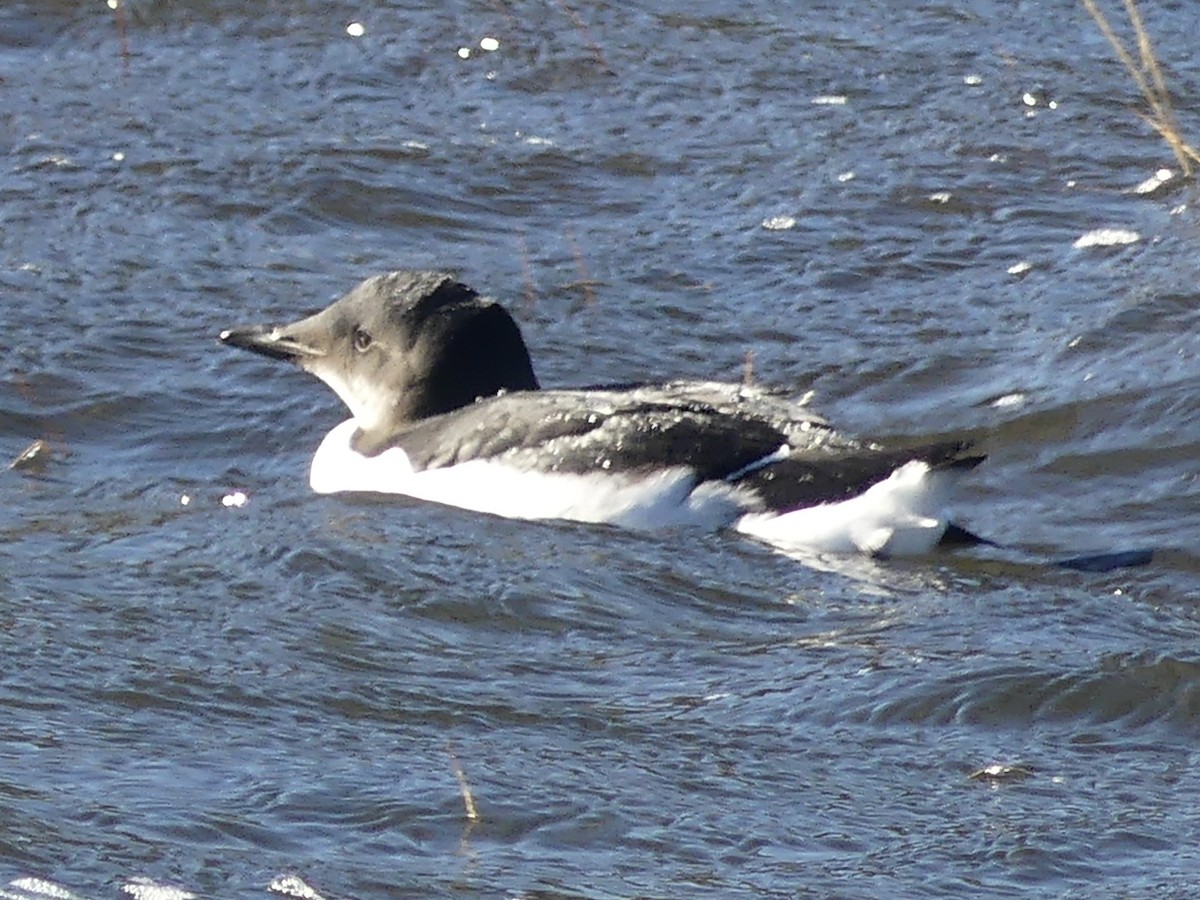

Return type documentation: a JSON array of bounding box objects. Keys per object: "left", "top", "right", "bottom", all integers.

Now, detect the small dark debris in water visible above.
[
  {"left": 9, "top": 439, "right": 52, "bottom": 473},
  {"left": 968, "top": 763, "right": 1034, "bottom": 783}
]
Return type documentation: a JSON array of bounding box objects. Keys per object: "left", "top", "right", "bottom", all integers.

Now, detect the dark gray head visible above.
[{"left": 220, "top": 270, "right": 539, "bottom": 449}]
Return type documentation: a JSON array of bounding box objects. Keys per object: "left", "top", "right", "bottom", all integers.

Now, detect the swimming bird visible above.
[{"left": 219, "top": 270, "right": 986, "bottom": 558}]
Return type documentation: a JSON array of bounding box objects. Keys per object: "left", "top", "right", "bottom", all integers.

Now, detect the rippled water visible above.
[{"left": 1, "top": 1, "right": 1199, "bottom": 896}]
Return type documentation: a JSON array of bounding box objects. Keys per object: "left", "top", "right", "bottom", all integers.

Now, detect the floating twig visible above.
[{"left": 10, "top": 439, "right": 52, "bottom": 473}]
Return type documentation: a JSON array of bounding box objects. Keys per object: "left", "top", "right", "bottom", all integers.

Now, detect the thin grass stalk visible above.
[{"left": 1080, "top": 0, "right": 1197, "bottom": 176}]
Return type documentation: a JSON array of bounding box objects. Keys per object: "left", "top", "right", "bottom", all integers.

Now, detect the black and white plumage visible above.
[{"left": 220, "top": 270, "right": 984, "bottom": 557}]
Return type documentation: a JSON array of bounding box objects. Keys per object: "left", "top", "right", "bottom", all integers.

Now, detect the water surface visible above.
[{"left": 1, "top": 1, "right": 1198, "bottom": 896}]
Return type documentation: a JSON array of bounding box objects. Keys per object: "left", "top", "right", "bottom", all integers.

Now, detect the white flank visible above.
[
  {"left": 309, "top": 420, "right": 965, "bottom": 556},
  {"left": 734, "top": 460, "right": 956, "bottom": 558},
  {"left": 309, "top": 419, "right": 748, "bottom": 529}
]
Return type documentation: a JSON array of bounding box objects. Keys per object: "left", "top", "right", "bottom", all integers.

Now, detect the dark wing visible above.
[
  {"left": 736, "top": 440, "right": 984, "bottom": 512},
  {"left": 391, "top": 387, "right": 798, "bottom": 479},
  {"left": 390, "top": 383, "right": 983, "bottom": 512}
]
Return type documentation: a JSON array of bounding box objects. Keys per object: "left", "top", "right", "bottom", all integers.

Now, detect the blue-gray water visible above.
[{"left": 1, "top": 1, "right": 1199, "bottom": 897}]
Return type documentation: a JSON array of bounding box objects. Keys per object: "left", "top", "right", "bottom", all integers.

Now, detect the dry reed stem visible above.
[
  {"left": 1080, "top": 0, "right": 1198, "bottom": 176},
  {"left": 107, "top": 0, "right": 130, "bottom": 68},
  {"left": 564, "top": 226, "right": 601, "bottom": 306},
  {"left": 483, "top": 0, "right": 521, "bottom": 34},
  {"left": 742, "top": 349, "right": 756, "bottom": 387},
  {"left": 554, "top": 0, "right": 614, "bottom": 75},
  {"left": 516, "top": 231, "right": 538, "bottom": 311},
  {"left": 446, "top": 743, "right": 479, "bottom": 822}
]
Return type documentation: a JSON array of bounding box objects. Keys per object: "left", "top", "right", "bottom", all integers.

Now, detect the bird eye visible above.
[{"left": 353, "top": 328, "right": 373, "bottom": 352}]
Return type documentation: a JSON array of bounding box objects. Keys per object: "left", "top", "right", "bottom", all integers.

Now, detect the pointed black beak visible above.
[{"left": 219, "top": 325, "right": 325, "bottom": 362}]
